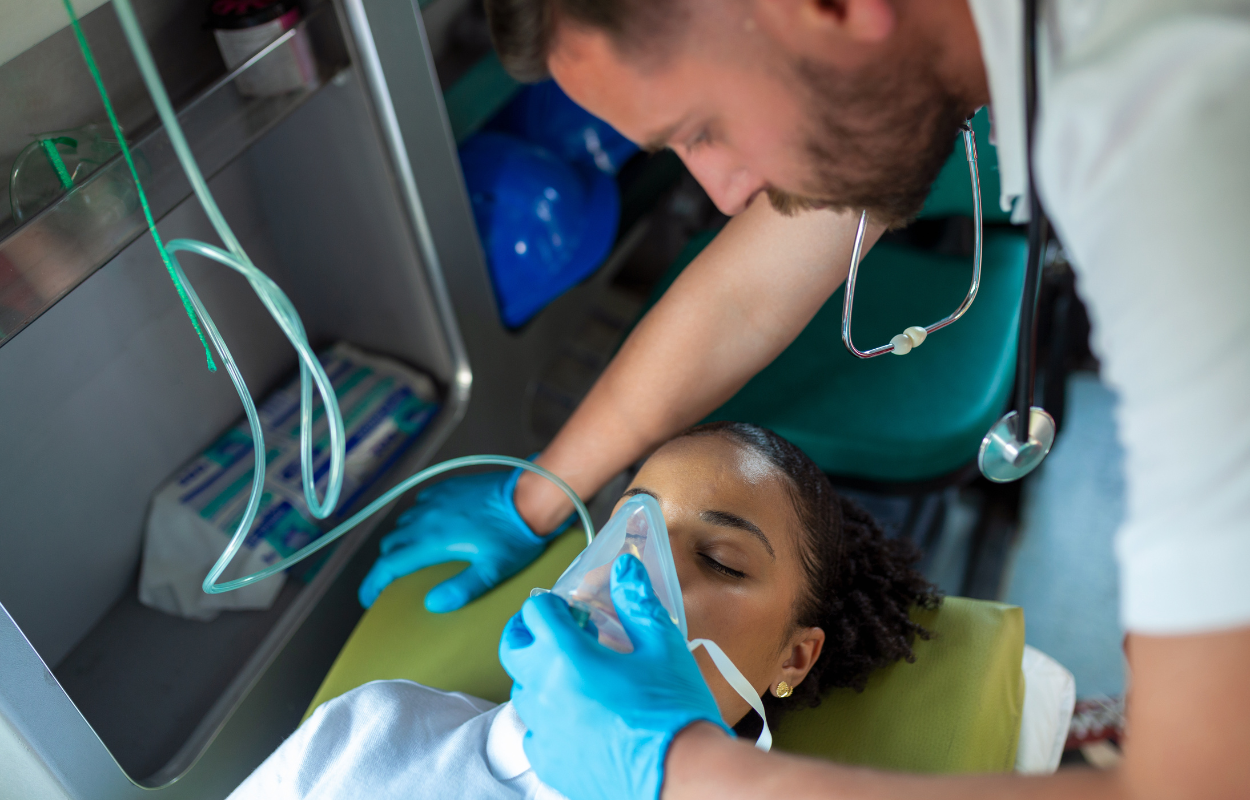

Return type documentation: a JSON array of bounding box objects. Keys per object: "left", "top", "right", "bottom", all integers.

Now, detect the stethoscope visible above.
[{"left": 841, "top": 0, "right": 1055, "bottom": 484}]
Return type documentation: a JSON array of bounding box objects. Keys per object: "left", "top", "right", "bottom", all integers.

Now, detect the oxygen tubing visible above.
[
  {"left": 65, "top": 0, "right": 594, "bottom": 595},
  {"left": 106, "top": 0, "right": 346, "bottom": 532},
  {"left": 204, "top": 454, "right": 594, "bottom": 594}
]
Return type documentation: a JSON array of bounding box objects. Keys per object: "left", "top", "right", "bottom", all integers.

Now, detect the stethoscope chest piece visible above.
[{"left": 978, "top": 406, "right": 1056, "bottom": 483}]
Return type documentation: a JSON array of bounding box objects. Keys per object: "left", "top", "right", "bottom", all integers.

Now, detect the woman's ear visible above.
[{"left": 772, "top": 626, "right": 825, "bottom": 696}]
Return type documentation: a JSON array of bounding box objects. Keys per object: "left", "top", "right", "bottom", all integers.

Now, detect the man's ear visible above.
[
  {"left": 751, "top": 0, "right": 896, "bottom": 64},
  {"left": 775, "top": 626, "right": 825, "bottom": 694}
]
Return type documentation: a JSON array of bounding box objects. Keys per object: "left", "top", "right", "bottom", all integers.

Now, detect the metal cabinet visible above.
[{"left": 0, "top": 1, "right": 630, "bottom": 796}]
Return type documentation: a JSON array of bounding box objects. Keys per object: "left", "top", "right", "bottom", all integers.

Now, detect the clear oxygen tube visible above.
[{"left": 63, "top": 0, "right": 594, "bottom": 594}]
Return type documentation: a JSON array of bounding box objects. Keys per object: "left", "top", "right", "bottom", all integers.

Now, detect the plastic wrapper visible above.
[{"left": 139, "top": 342, "right": 439, "bottom": 620}]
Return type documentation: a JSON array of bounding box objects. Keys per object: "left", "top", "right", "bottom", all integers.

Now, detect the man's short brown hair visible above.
[{"left": 485, "top": 0, "right": 685, "bottom": 82}]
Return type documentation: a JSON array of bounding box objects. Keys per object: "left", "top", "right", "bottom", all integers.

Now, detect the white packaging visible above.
[
  {"left": 139, "top": 343, "right": 439, "bottom": 621},
  {"left": 213, "top": 8, "right": 317, "bottom": 98}
]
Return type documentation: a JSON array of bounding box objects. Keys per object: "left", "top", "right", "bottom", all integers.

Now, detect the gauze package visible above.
[
  {"left": 545, "top": 494, "right": 773, "bottom": 750},
  {"left": 140, "top": 343, "right": 439, "bottom": 621}
]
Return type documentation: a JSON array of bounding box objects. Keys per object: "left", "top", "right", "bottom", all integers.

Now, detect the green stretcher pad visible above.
[
  {"left": 652, "top": 228, "right": 1027, "bottom": 483},
  {"left": 307, "top": 533, "right": 1024, "bottom": 774}
]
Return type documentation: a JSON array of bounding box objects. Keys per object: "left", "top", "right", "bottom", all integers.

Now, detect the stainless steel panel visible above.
[
  {"left": 0, "top": 8, "right": 349, "bottom": 346},
  {"left": 1, "top": 0, "right": 224, "bottom": 231},
  {"left": 241, "top": 69, "right": 458, "bottom": 384},
  {"left": 0, "top": 160, "right": 299, "bottom": 669},
  {"left": 0, "top": 0, "right": 472, "bottom": 792},
  {"left": 0, "top": 0, "right": 639, "bottom": 792}
]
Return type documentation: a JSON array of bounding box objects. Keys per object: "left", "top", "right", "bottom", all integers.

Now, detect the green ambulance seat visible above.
[
  {"left": 650, "top": 109, "right": 1026, "bottom": 483},
  {"left": 307, "top": 532, "right": 1025, "bottom": 774}
]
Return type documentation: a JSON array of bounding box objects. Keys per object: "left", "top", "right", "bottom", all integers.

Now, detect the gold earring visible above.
[{"left": 775, "top": 681, "right": 793, "bottom": 698}]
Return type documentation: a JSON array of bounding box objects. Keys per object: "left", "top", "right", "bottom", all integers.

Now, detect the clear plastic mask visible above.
[
  {"left": 549, "top": 494, "right": 685, "bottom": 652},
  {"left": 538, "top": 493, "right": 773, "bottom": 750}
]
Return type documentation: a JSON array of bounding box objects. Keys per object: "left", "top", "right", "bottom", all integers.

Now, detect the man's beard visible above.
[{"left": 768, "top": 51, "right": 970, "bottom": 228}]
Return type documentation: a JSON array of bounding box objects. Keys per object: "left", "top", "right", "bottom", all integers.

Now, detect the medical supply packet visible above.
[{"left": 139, "top": 343, "right": 439, "bottom": 620}]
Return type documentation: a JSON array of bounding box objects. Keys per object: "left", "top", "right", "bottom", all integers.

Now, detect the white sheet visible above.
[
  {"left": 1015, "top": 645, "right": 1077, "bottom": 774},
  {"left": 235, "top": 644, "right": 1076, "bottom": 796},
  {"left": 227, "top": 680, "right": 566, "bottom": 800}
]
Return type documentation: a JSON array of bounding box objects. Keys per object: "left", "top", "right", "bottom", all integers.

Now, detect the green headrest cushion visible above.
[
  {"left": 773, "top": 597, "right": 1024, "bottom": 772},
  {"left": 307, "top": 532, "right": 1023, "bottom": 773}
]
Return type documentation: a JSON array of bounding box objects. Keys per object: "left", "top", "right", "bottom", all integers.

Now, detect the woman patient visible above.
[{"left": 229, "top": 422, "right": 939, "bottom": 799}]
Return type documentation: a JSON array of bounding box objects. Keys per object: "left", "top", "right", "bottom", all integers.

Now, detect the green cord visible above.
[
  {"left": 40, "top": 138, "right": 74, "bottom": 190},
  {"left": 60, "top": 0, "right": 216, "bottom": 372}
]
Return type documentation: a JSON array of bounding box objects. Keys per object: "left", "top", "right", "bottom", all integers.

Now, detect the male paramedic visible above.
[{"left": 359, "top": 0, "right": 1250, "bottom": 797}]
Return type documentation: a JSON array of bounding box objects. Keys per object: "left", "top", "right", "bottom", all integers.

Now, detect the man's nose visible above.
[{"left": 681, "top": 152, "right": 767, "bottom": 217}]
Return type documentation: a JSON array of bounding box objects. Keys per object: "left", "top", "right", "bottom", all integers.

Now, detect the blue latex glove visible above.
[
  {"left": 500, "top": 554, "right": 733, "bottom": 800},
  {"left": 358, "top": 467, "right": 561, "bottom": 612}
]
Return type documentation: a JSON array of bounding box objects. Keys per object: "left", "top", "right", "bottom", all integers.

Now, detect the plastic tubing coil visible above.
[{"left": 73, "top": 0, "right": 594, "bottom": 594}]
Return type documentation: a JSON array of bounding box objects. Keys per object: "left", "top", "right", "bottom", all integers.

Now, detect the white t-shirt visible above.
[
  {"left": 966, "top": 0, "right": 1250, "bottom": 634},
  {"left": 227, "top": 681, "right": 567, "bottom": 800}
]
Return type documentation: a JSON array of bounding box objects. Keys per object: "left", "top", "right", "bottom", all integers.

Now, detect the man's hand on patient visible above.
[
  {"left": 500, "top": 555, "right": 733, "bottom": 800},
  {"left": 358, "top": 468, "right": 561, "bottom": 612}
]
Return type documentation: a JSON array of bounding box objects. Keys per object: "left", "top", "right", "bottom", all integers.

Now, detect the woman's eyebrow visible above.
[
  {"left": 623, "top": 489, "right": 775, "bottom": 560},
  {"left": 700, "top": 510, "right": 775, "bottom": 560}
]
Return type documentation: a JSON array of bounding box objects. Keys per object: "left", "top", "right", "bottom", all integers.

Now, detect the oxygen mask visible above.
[
  {"left": 537, "top": 494, "right": 774, "bottom": 750},
  {"left": 546, "top": 494, "right": 685, "bottom": 651}
]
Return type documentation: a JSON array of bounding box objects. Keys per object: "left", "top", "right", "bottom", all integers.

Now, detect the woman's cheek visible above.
[
  {"left": 677, "top": 579, "right": 712, "bottom": 637},
  {"left": 686, "top": 587, "right": 751, "bottom": 644}
]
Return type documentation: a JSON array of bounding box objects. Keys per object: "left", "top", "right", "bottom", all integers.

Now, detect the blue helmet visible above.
[
  {"left": 491, "top": 81, "right": 639, "bottom": 176},
  {"left": 459, "top": 132, "right": 620, "bottom": 328}
]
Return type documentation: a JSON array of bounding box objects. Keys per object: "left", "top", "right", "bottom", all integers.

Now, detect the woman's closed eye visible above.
[{"left": 699, "top": 552, "right": 747, "bottom": 580}]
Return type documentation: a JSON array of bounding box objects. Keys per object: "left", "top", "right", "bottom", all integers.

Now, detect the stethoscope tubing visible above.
[
  {"left": 841, "top": 0, "right": 1050, "bottom": 447},
  {"left": 1014, "top": 0, "right": 1048, "bottom": 434}
]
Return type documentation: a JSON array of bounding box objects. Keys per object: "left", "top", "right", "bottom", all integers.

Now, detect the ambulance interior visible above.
[{"left": 0, "top": 1, "right": 1125, "bottom": 797}]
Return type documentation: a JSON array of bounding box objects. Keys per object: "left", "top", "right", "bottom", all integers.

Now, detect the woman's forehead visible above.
[
  {"left": 636, "top": 436, "right": 799, "bottom": 523},
  {"left": 646, "top": 434, "right": 776, "bottom": 477}
]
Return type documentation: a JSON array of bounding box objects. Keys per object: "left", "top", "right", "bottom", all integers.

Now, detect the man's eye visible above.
[
  {"left": 700, "top": 553, "right": 746, "bottom": 579},
  {"left": 685, "top": 129, "right": 712, "bottom": 151}
]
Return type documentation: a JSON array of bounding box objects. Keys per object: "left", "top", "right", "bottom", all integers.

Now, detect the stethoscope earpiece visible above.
[{"left": 841, "top": 125, "right": 983, "bottom": 359}]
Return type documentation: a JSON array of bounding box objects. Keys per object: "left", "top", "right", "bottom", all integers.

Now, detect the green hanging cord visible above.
[
  {"left": 40, "top": 138, "right": 75, "bottom": 190},
  {"left": 60, "top": 0, "right": 217, "bottom": 372}
]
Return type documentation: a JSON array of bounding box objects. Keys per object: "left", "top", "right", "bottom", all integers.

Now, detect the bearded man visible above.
[{"left": 362, "top": 2, "right": 1250, "bottom": 799}]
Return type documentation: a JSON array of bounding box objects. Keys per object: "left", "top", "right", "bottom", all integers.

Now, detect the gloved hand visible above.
[
  {"left": 358, "top": 467, "right": 562, "bottom": 612},
  {"left": 500, "top": 555, "right": 733, "bottom": 800}
]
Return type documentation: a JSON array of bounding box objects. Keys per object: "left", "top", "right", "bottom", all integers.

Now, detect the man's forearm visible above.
[
  {"left": 663, "top": 724, "right": 1120, "bottom": 800},
  {"left": 664, "top": 629, "right": 1250, "bottom": 800},
  {"left": 514, "top": 198, "right": 883, "bottom": 532}
]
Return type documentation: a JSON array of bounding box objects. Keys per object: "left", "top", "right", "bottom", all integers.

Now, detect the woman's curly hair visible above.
[{"left": 677, "top": 422, "right": 941, "bottom": 738}]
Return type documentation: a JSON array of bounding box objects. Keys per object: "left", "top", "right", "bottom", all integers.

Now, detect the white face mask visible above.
[{"left": 541, "top": 494, "right": 773, "bottom": 751}]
